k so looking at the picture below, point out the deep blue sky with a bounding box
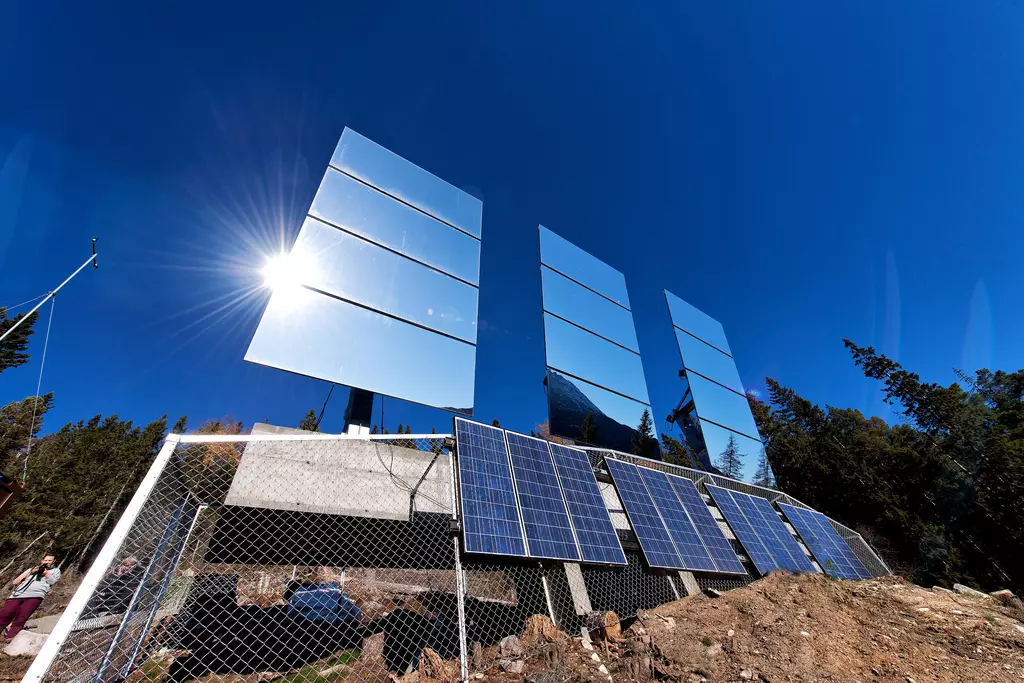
[2,2,1022,456]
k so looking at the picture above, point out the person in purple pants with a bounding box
[0,554,61,640]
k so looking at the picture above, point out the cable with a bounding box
[23,296,56,482]
[2,292,49,313]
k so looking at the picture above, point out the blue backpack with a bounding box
[287,582,362,624]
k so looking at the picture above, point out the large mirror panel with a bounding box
[673,328,744,394]
[665,291,731,355]
[331,128,482,237]
[544,313,650,403]
[291,217,478,343]
[539,226,630,307]
[685,373,760,439]
[310,168,480,285]
[547,369,651,454]
[246,287,475,413]
[541,266,639,352]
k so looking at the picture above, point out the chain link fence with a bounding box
[24,432,889,683]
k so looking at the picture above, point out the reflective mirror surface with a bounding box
[292,217,478,343]
[541,266,639,352]
[547,370,649,454]
[332,129,482,238]
[246,285,475,413]
[310,168,481,285]
[673,328,744,394]
[539,226,630,307]
[544,313,650,403]
[695,420,763,468]
[665,291,731,355]
[685,373,760,439]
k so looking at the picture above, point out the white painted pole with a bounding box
[21,436,177,683]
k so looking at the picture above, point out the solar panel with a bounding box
[636,467,717,572]
[454,418,527,557]
[778,503,872,580]
[548,444,627,565]
[706,485,815,575]
[604,459,682,569]
[667,476,746,575]
[505,432,581,562]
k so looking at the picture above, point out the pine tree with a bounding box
[298,408,320,432]
[579,412,598,445]
[631,409,658,458]
[751,448,775,488]
[171,415,188,434]
[0,309,38,373]
[396,423,404,435]
[0,393,54,476]
[405,425,413,434]
[714,434,745,480]
[491,418,501,428]
[370,424,379,434]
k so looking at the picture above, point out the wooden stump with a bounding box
[586,610,621,642]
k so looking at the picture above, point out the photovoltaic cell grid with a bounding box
[667,475,746,574]
[605,459,682,569]
[505,432,580,561]
[636,467,717,572]
[778,503,871,580]
[548,444,627,565]
[706,485,816,575]
[454,418,526,557]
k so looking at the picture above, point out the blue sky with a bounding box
[2,2,1023,466]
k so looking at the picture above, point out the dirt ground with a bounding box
[610,572,1024,682]
[4,572,1024,682]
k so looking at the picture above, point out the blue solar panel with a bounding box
[636,467,717,572]
[505,432,581,561]
[706,485,815,575]
[778,503,872,580]
[667,475,746,575]
[605,459,682,569]
[455,418,527,557]
[548,444,627,565]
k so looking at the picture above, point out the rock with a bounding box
[932,586,954,595]
[740,670,754,680]
[800,631,810,637]
[499,635,523,658]
[3,630,47,657]
[953,583,990,599]
[990,589,1024,612]
[598,664,609,674]
[591,653,602,662]
[706,642,723,657]
[499,659,525,674]
[916,607,930,612]
[362,632,385,662]
[1014,625,1024,634]
[728,629,735,637]
[417,647,456,681]
[471,674,484,680]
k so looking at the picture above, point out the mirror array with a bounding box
[779,503,872,579]
[664,291,765,474]
[454,417,627,565]
[246,128,482,414]
[605,459,746,574]
[540,226,654,454]
[706,485,817,575]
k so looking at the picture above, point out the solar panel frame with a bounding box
[635,467,717,572]
[454,418,528,558]
[778,503,872,580]
[706,485,816,575]
[505,432,581,562]
[548,443,627,566]
[667,475,746,575]
[605,459,683,569]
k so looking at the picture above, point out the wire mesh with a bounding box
[33,435,891,683]
[40,435,462,683]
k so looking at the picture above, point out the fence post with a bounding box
[22,436,180,683]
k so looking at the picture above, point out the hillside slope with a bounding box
[615,572,1024,682]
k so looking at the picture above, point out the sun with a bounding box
[261,252,312,307]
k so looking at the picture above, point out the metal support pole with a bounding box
[448,443,469,682]
[0,245,98,345]
[22,436,177,683]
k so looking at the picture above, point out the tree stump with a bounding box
[587,610,621,642]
